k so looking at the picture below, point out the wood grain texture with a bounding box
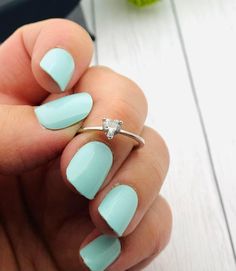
[81,0,97,65]
[82,0,236,270]
[172,0,236,252]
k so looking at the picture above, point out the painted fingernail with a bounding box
[40,48,75,91]
[80,235,121,271]
[35,93,93,130]
[98,185,138,236]
[66,141,113,199]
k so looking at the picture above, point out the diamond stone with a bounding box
[102,118,123,140]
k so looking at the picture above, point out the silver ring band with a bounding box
[77,118,145,148]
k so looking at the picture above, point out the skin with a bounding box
[0,19,172,271]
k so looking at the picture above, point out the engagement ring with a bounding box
[78,118,145,148]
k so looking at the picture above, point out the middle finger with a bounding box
[90,126,169,237]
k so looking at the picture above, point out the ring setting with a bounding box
[78,118,145,147]
[102,118,123,140]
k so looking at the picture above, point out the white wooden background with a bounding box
[77,0,236,270]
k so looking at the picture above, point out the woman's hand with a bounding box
[0,19,172,271]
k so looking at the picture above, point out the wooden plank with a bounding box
[69,0,97,65]
[172,0,236,254]
[93,0,236,270]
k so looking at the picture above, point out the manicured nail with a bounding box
[66,141,113,199]
[80,235,121,271]
[35,93,93,130]
[40,48,75,91]
[98,185,138,236]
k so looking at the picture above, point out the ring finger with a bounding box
[61,66,148,200]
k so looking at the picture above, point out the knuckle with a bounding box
[111,98,144,132]
[82,66,117,85]
[150,197,172,256]
[147,217,162,256]
[145,126,170,179]
[82,66,148,131]
[114,77,148,126]
[87,66,148,113]
[120,76,148,116]
[151,162,165,188]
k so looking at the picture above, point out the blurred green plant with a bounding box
[128,0,160,7]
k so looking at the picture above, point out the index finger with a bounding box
[0,19,93,104]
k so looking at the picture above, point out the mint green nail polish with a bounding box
[80,235,121,271]
[66,141,113,199]
[98,185,138,236]
[40,48,75,91]
[35,93,93,130]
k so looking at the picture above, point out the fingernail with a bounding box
[35,93,93,129]
[40,48,75,91]
[80,235,121,271]
[66,141,113,199]
[98,185,138,236]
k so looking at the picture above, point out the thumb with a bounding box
[0,93,92,175]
